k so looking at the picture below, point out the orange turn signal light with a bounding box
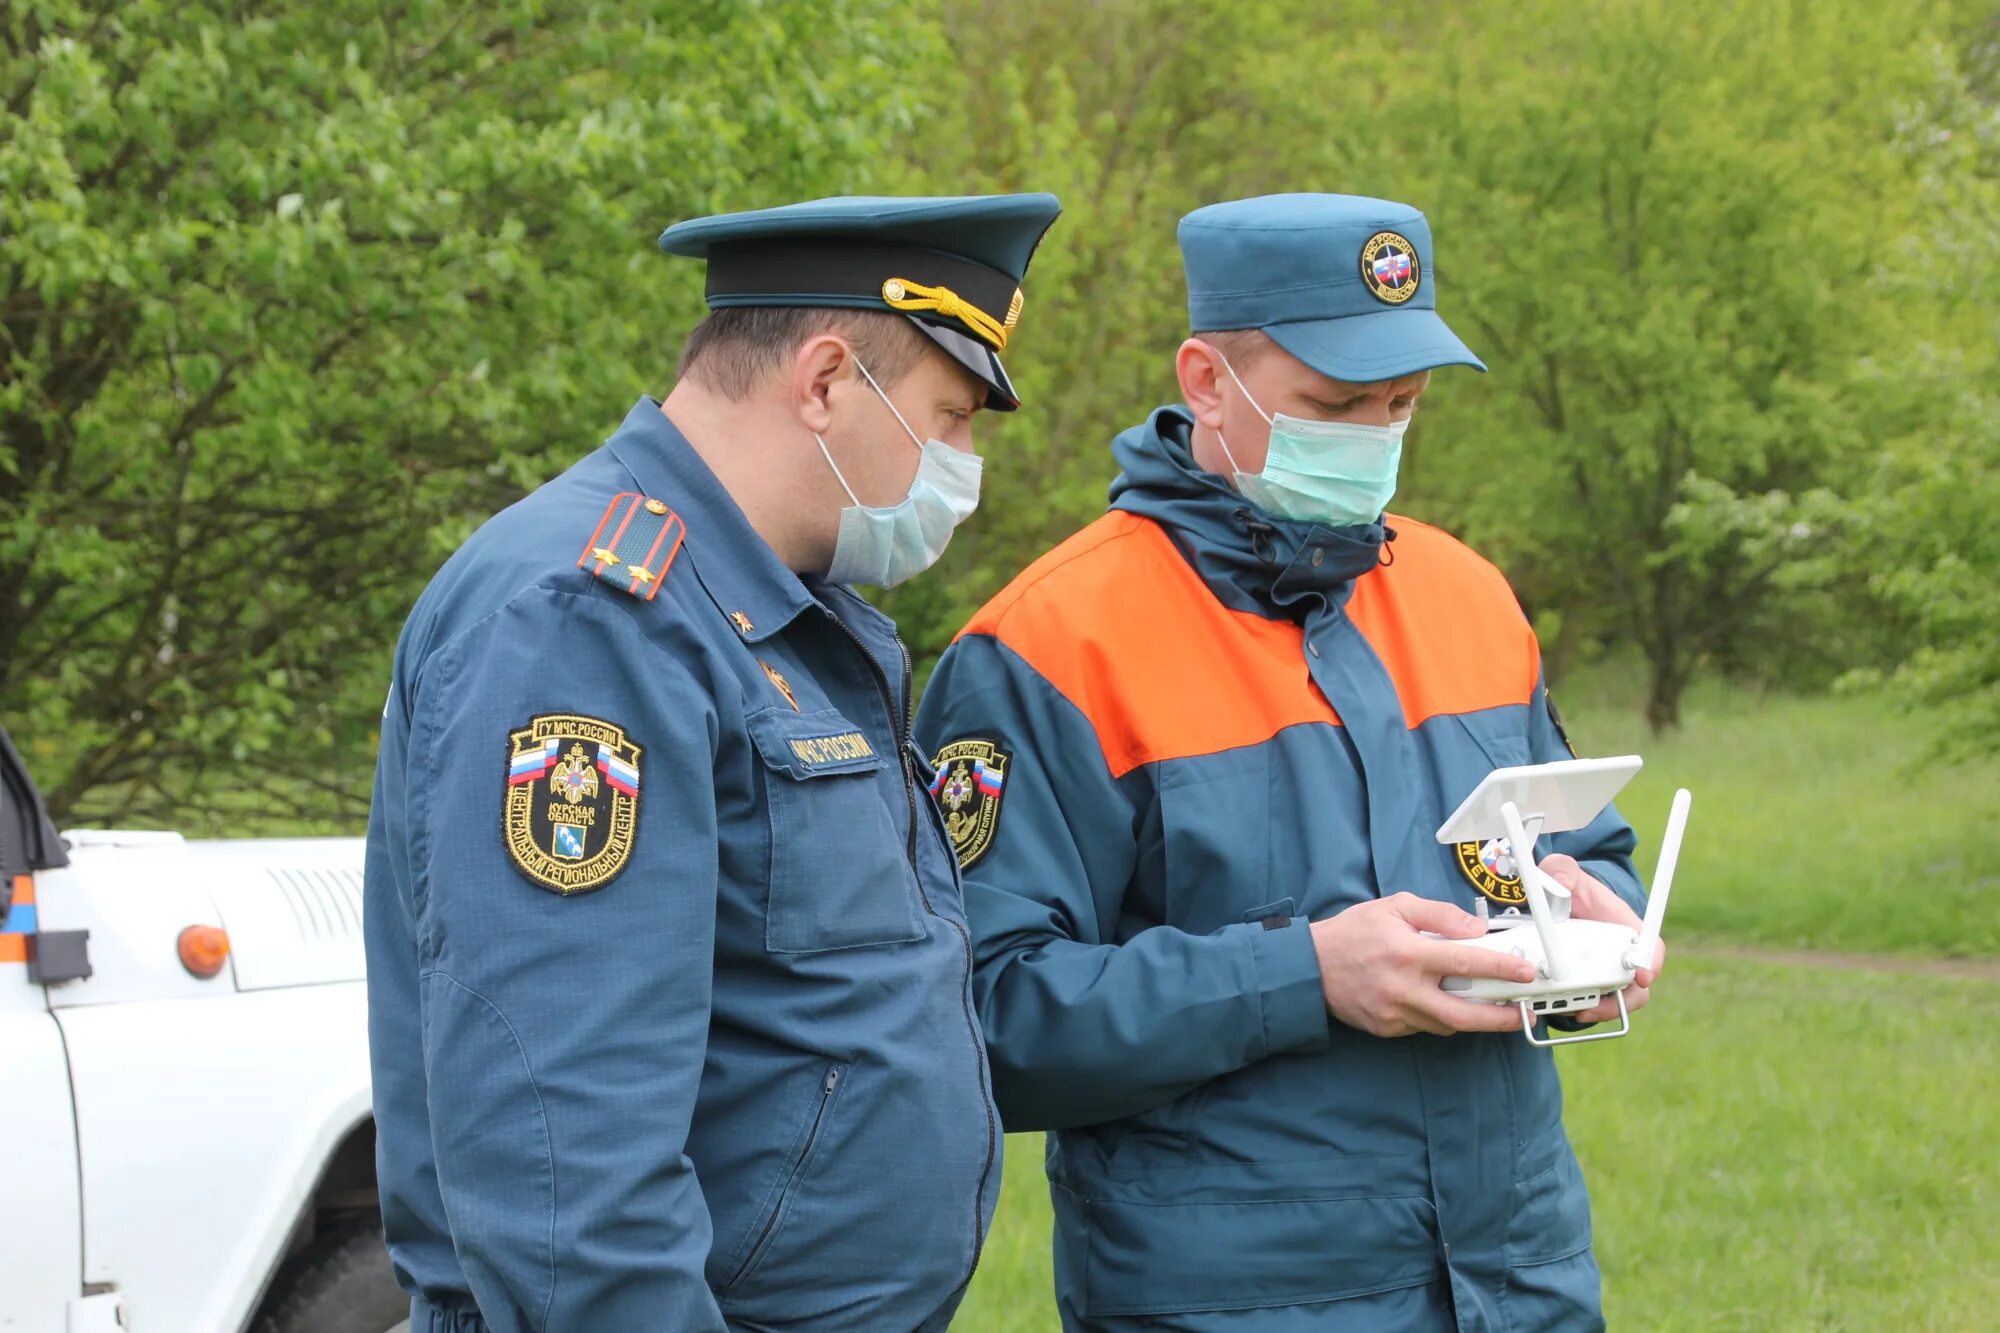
[177,925,231,979]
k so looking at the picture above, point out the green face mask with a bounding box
[1215,354,1408,528]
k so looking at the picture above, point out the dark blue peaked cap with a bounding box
[660,194,1063,411]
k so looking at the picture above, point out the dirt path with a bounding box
[1687,944,2000,983]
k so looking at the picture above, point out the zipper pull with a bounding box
[824,1068,840,1095]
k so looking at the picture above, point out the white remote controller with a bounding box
[1433,757,1692,1047]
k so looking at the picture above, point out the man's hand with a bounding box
[1540,854,1666,1025]
[1309,893,1542,1038]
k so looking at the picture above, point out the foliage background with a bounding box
[6,5,1997,1329]
[3,0,1996,824]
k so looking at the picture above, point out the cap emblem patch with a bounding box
[1359,230,1421,305]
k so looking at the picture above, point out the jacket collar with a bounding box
[1107,405,1390,620]
[603,397,816,643]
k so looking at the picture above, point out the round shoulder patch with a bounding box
[1455,836,1525,906]
[503,713,642,894]
[928,738,1010,871]
[1359,230,1421,305]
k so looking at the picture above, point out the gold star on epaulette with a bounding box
[577,492,684,603]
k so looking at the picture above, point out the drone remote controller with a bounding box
[1433,757,1691,1048]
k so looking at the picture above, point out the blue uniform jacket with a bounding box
[915,407,1646,1331]
[365,398,999,1332]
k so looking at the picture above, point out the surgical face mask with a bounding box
[1213,354,1408,528]
[816,359,983,588]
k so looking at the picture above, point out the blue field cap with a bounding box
[1178,194,1485,383]
[660,194,1062,411]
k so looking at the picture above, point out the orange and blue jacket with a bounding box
[915,406,1645,1330]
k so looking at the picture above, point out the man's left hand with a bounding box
[1538,854,1665,1026]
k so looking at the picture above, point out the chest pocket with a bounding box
[747,707,926,954]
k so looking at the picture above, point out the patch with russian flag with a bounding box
[1359,229,1420,306]
[927,737,1011,871]
[502,713,644,895]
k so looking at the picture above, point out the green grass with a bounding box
[1575,959,2000,1331]
[959,957,2000,1331]
[1556,676,2000,957]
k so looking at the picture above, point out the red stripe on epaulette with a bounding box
[578,493,685,600]
[578,493,641,574]
[630,511,685,602]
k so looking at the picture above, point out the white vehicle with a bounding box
[1,724,406,1333]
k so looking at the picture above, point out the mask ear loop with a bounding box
[1215,352,1275,425]
[815,353,919,507]
[813,433,863,506]
[853,357,926,451]
[1214,429,1246,475]
[1210,348,1271,475]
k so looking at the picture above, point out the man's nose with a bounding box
[1349,396,1397,426]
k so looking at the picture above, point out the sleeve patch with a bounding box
[927,738,1010,871]
[504,713,643,894]
[1544,691,1577,757]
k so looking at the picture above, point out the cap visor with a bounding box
[1264,308,1487,383]
[908,316,1020,412]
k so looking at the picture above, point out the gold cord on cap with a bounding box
[881,277,1012,350]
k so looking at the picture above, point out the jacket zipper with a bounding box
[728,1065,843,1291]
[825,612,999,1285]
[826,614,922,884]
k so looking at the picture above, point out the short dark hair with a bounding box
[1193,328,1274,369]
[676,307,931,399]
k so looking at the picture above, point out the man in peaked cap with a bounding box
[917,194,1666,1330]
[364,192,1059,1332]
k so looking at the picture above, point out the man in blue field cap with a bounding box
[365,192,1061,1332]
[917,193,1666,1330]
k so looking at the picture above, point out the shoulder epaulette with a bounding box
[577,492,685,602]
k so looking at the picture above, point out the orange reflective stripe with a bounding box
[1344,517,1540,727]
[961,513,1339,778]
[10,873,33,906]
[961,512,1543,777]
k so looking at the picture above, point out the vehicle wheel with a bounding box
[249,1213,409,1333]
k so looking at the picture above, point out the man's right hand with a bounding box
[1308,893,1539,1037]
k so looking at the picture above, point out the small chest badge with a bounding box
[928,738,1010,871]
[1359,230,1421,305]
[1456,836,1525,906]
[504,714,642,894]
[759,659,800,711]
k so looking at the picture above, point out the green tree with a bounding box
[887,0,1388,669]
[0,0,927,825]
[895,0,1964,738]
[1850,14,2000,756]
[1347,0,1948,730]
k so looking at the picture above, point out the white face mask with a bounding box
[817,359,983,588]
[1214,353,1409,528]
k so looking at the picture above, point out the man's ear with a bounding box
[1176,338,1227,431]
[793,333,854,435]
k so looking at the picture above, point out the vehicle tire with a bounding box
[249,1213,409,1333]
